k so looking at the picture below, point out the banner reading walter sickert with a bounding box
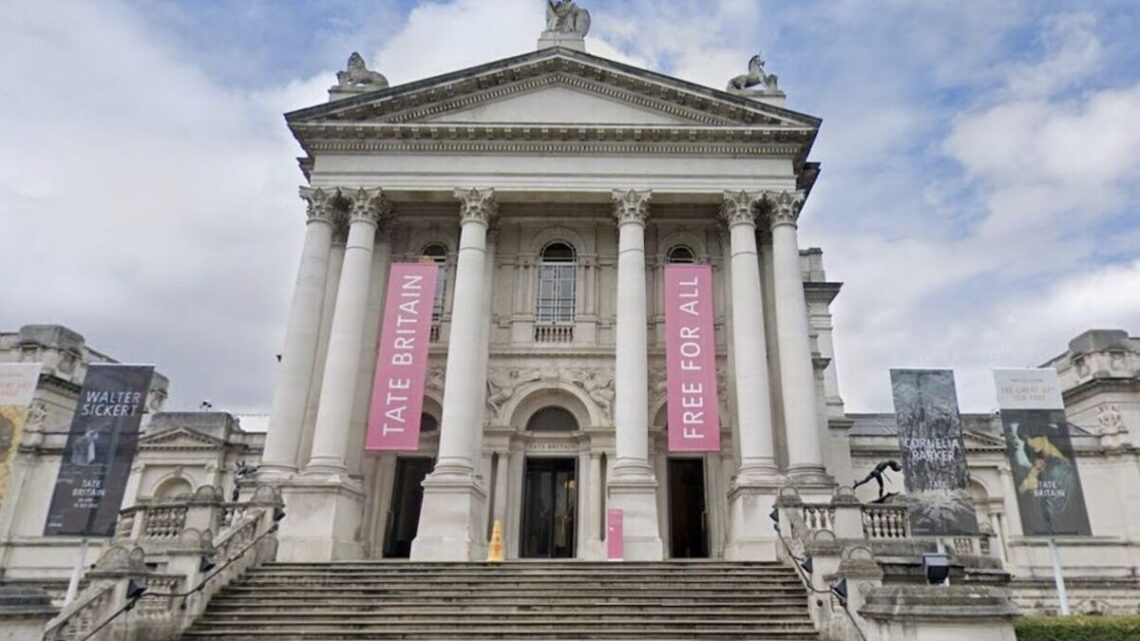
[994,368,1091,536]
[367,262,438,451]
[664,265,720,452]
[0,363,43,508]
[44,364,154,537]
[890,369,979,535]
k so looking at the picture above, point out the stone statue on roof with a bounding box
[336,52,389,90]
[545,0,591,37]
[728,53,778,93]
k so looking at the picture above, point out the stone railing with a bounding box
[803,504,836,532]
[534,323,574,343]
[862,504,909,539]
[43,485,283,641]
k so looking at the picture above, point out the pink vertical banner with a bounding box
[606,508,624,561]
[366,262,438,451]
[664,264,721,452]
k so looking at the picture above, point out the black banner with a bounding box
[890,369,979,535]
[44,364,154,537]
[1000,409,1091,536]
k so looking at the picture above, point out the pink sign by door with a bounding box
[664,264,721,452]
[366,262,438,450]
[606,508,624,561]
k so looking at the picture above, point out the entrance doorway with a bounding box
[668,458,709,558]
[383,457,433,558]
[520,458,576,558]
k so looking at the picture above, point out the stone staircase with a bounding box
[180,561,819,640]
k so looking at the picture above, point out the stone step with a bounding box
[204,600,810,611]
[217,588,808,599]
[182,631,818,641]
[199,610,811,620]
[235,579,803,588]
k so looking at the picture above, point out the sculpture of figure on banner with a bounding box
[853,460,902,503]
[545,0,591,36]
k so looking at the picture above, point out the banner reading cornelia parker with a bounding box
[44,364,154,537]
[0,363,43,508]
[890,369,979,535]
[994,368,1091,536]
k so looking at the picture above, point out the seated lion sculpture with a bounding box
[337,52,389,89]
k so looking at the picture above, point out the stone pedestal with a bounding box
[276,479,365,562]
[608,471,664,561]
[537,32,585,52]
[409,471,488,561]
[724,481,780,561]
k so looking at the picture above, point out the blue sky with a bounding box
[3,0,1138,416]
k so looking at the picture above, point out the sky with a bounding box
[3,0,1139,416]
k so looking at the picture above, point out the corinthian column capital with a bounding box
[339,187,387,225]
[299,186,337,224]
[720,190,761,227]
[762,190,805,228]
[612,189,652,226]
[454,188,498,225]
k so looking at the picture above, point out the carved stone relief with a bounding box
[1097,404,1125,434]
[484,365,614,423]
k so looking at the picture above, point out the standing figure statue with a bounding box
[728,54,779,92]
[545,0,591,36]
[853,460,902,503]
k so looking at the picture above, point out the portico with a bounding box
[259,39,839,563]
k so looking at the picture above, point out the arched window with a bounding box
[536,242,576,324]
[420,412,439,432]
[526,406,579,432]
[421,244,448,321]
[154,477,193,500]
[666,245,696,264]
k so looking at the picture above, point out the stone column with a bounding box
[410,188,496,561]
[306,188,387,475]
[765,190,829,484]
[721,190,780,561]
[261,188,336,478]
[607,189,663,561]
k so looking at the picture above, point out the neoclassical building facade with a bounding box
[256,37,840,563]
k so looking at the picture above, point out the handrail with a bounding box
[74,512,277,641]
[774,518,869,641]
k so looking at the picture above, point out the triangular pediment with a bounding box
[140,426,225,450]
[420,83,701,126]
[287,48,819,131]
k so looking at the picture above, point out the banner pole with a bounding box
[1047,536,1070,615]
[64,537,88,606]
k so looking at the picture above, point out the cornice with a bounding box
[804,281,843,304]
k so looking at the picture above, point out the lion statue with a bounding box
[728,54,778,92]
[336,52,389,89]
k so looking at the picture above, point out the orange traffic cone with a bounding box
[487,519,504,562]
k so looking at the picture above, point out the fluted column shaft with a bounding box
[612,191,652,475]
[261,188,336,476]
[721,191,778,480]
[435,189,496,473]
[306,188,386,475]
[766,190,826,480]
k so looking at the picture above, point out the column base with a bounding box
[785,465,836,496]
[409,468,488,561]
[254,464,297,484]
[607,463,663,561]
[725,478,782,562]
[276,477,365,562]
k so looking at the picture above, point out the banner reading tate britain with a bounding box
[367,262,438,451]
[664,264,720,452]
[44,363,154,537]
[0,363,43,508]
[994,368,1091,536]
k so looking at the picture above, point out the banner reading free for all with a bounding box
[367,262,438,451]
[664,264,720,452]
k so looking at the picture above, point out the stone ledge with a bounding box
[859,585,1019,622]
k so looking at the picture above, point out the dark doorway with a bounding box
[383,457,433,558]
[520,458,577,558]
[668,458,709,558]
